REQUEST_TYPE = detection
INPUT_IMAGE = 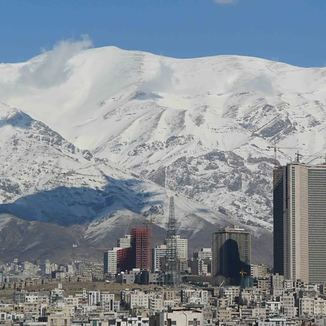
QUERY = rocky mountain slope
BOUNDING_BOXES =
[0,103,269,263]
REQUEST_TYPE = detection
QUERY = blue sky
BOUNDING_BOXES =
[0,0,326,67]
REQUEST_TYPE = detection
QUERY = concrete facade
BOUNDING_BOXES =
[212,226,251,284]
[273,163,326,283]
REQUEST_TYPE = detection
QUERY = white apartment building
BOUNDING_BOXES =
[265,301,282,315]
[103,248,119,275]
[114,317,149,326]
[64,295,79,307]
[251,264,269,278]
[282,293,297,318]
[299,297,326,317]
[100,292,115,304]
[221,286,241,305]
[149,294,164,312]
[123,290,149,309]
[181,289,209,305]
[258,318,288,326]
[88,291,101,306]
[151,309,203,326]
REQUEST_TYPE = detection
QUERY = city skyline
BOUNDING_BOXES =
[0,1,326,324]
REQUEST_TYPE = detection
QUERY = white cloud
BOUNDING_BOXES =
[0,36,93,105]
[234,74,275,96]
[213,0,237,5]
[19,35,93,88]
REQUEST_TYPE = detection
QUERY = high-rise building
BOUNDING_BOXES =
[153,236,188,273]
[131,226,152,271]
[175,235,188,261]
[165,235,188,272]
[273,163,326,283]
[104,246,132,275]
[212,226,251,285]
[191,248,212,276]
[104,248,119,275]
[175,235,188,273]
[117,247,132,272]
[117,234,131,248]
[308,165,326,283]
[273,163,309,282]
[165,235,188,264]
[153,244,167,272]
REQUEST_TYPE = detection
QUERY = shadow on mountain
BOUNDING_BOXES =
[0,176,162,226]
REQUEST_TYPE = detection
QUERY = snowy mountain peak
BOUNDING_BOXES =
[0,102,25,121]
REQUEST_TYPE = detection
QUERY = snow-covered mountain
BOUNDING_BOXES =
[1,103,269,262]
[0,102,231,226]
[0,45,325,262]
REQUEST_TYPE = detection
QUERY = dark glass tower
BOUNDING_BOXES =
[212,226,251,285]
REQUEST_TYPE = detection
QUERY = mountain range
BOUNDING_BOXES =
[0,45,325,264]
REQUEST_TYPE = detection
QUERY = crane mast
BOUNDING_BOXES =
[165,196,180,286]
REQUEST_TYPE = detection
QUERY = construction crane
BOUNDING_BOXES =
[305,154,326,165]
[267,145,302,165]
[165,196,180,287]
[267,145,326,166]
[239,270,247,278]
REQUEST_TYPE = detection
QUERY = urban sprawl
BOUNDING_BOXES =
[0,161,325,326]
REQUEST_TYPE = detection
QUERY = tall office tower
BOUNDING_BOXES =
[212,226,251,285]
[308,165,326,283]
[175,235,188,261]
[153,236,189,273]
[164,235,189,273]
[117,234,131,248]
[104,248,119,275]
[273,163,326,283]
[153,244,167,272]
[130,226,152,271]
[175,235,189,272]
[273,163,309,282]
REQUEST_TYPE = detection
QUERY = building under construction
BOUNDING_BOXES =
[130,226,152,271]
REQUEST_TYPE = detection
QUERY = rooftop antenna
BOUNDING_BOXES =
[267,145,299,166]
[295,151,303,163]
